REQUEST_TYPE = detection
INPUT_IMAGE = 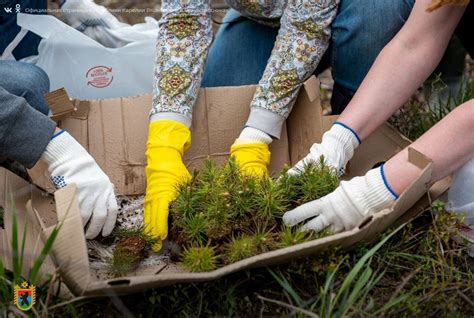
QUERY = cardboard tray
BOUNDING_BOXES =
[0,76,451,296]
[0,150,450,296]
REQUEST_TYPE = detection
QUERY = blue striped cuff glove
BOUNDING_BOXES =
[288,122,360,177]
[283,165,397,234]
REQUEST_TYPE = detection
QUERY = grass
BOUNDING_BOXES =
[170,157,339,271]
[389,75,474,140]
[31,203,472,317]
[1,196,63,316]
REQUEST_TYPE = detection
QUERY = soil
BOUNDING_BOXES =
[88,195,172,279]
[114,236,147,268]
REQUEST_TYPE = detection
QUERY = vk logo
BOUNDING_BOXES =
[4,7,13,13]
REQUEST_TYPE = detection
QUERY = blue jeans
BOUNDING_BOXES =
[0,61,50,115]
[202,0,415,114]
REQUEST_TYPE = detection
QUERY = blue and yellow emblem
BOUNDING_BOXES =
[13,282,36,311]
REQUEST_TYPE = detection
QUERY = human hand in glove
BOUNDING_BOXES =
[230,127,272,178]
[283,165,398,233]
[144,120,192,252]
[288,122,361,177]
[60,0,127,47]
[41,130,118,239]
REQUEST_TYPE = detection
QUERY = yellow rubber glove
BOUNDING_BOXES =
[230,142,271,178]
[144,120,192,251]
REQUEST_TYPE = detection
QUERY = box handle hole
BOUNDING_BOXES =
[358,215,373,230]
[107,279,131,286]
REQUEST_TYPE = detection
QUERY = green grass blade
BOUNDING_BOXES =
[0,260,9,303]
[18,221,27,281]
[330,224,406,314]
[10,196,20,285]
[268,269,304,307]
[338,266,373,316]
[29,224,61,284]
[316,257,344,316]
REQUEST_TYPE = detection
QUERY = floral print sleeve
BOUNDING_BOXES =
[250,0,339,121]
[151,0,338,134]
[150,0,212,125]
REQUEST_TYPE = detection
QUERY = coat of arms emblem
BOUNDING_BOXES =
[13,281,36,311]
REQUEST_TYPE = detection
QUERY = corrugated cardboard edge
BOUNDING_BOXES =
[45,88,76,121]
[0,170,58,283]
[32,184,92,295]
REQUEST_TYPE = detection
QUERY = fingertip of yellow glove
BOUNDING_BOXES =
[151,240,163,253]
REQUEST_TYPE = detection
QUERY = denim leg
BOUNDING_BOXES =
[201,9,279,87]
[331,0,415,95]
[0,61,50,115]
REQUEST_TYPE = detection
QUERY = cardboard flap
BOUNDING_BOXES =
[408,147,432,170]
[69,100,90,120]
[45,88,76,121]
[391,148,433,216]
[1,169,57,280]
[302,76,320,103]
[287,77,323,165]
[0,228,6,267]
[27,160,55,194]
[41,184,91,295]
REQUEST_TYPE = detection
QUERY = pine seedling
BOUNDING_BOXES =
[278,226,317,248]
[107,225,157,277]
[182,245,218,272]
[275,166,300,202]
[253,177,290,221]
[224,235,258,264]
[172,179,200,220]
[107,237,145,277]
[227,175,259,219]
[180,213,208,245]
[289,157,339,205]
[169,155,340,270]
[252,226,278,253]
[204,198,233,242]
[113,225,157,250]
[199,160,221,184]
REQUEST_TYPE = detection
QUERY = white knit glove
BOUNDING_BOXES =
[283,166,398,233]
[235,126,273,145]
[288,122,360,177]
[60,0,127,47]
[41,130,118,239]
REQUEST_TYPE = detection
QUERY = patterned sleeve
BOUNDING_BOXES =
[150,0,212,122]
[250,0,340,119]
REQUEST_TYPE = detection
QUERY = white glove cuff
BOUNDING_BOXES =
[236,126,273,145]
[343,166,398,217]
[322,122,360,164]
[41,131,82,167]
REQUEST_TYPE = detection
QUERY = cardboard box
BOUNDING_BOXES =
[28,78,311,195]
[28,76,417,193]
[1,77,451,296]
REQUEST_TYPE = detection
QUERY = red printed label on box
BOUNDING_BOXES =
[86,66,114,88]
